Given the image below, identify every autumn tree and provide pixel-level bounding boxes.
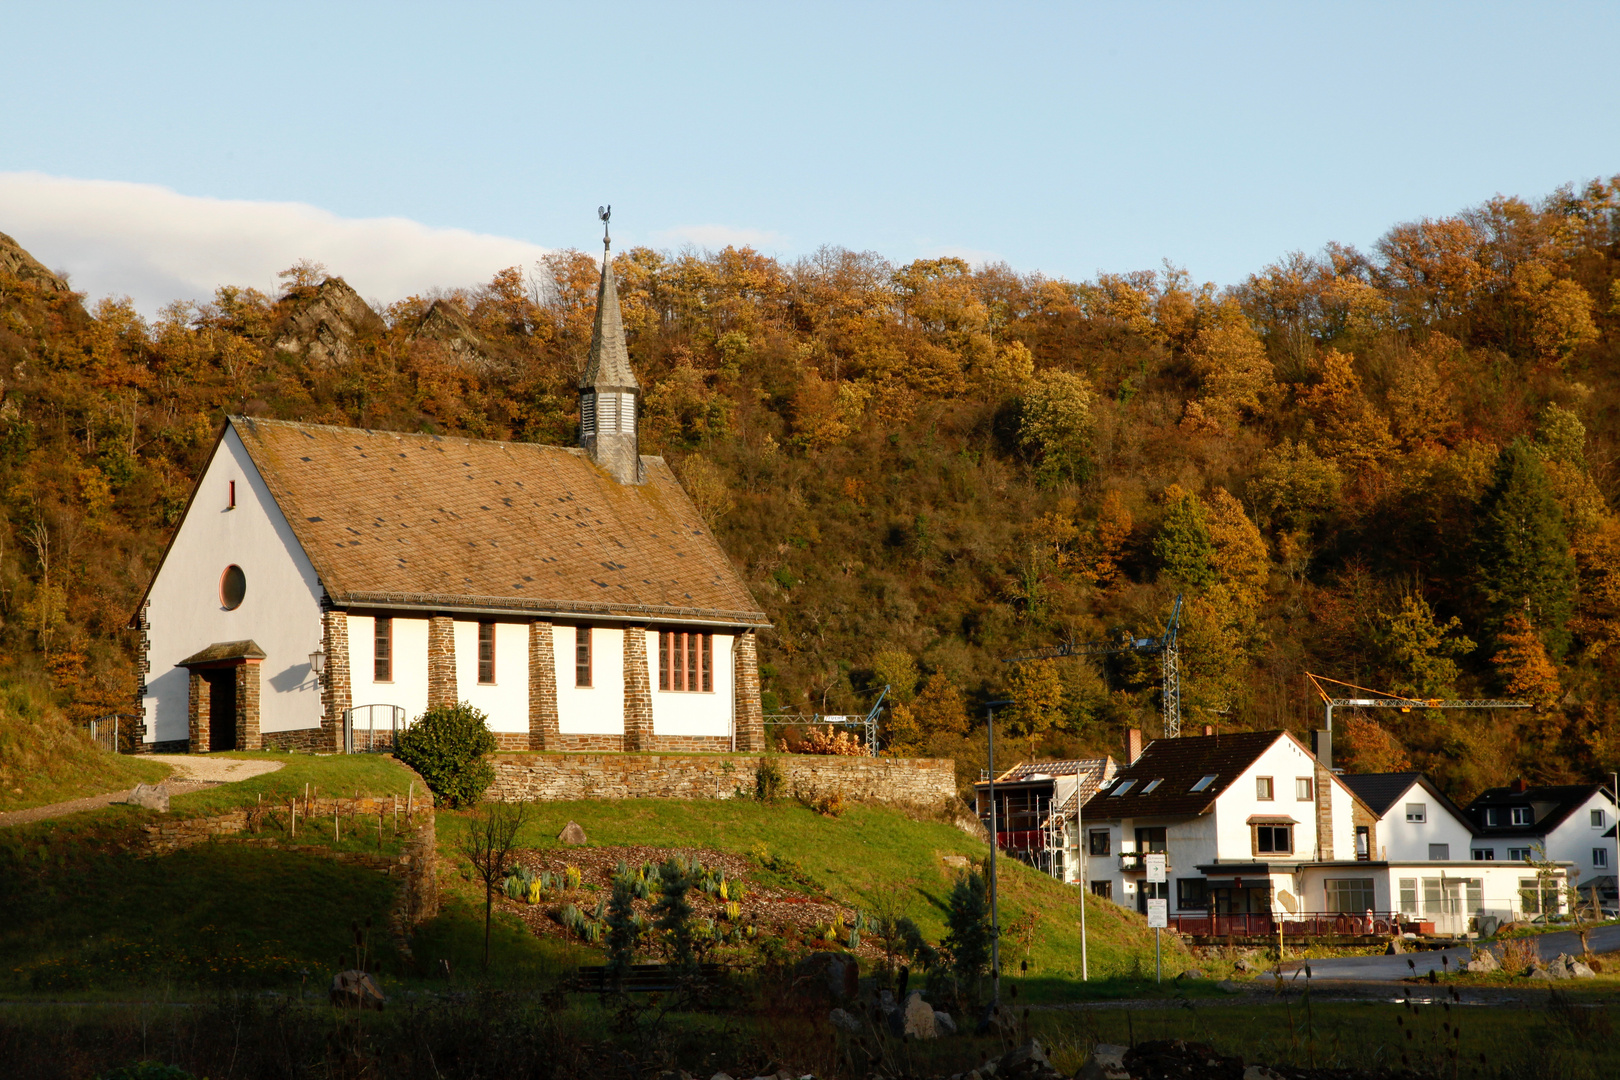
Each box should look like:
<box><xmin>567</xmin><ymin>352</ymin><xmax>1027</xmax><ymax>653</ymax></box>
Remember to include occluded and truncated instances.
<box><xmin>1372</xmin><ymin>592</ymin><xmax>1475</xmax><ymax>699</ymax></box>
<box><xmin>1006</xmin><ymin>659</ymin><xmax>1063</xmax><ymax>756</ymax></box>
<box><xmin>1492</xmin><ymin>612</ymin><xmax>1562</xmax><ymax>706</ymax></box>
<box><xmin>1184</xmin><ymin>307</ymin><xmax>1275</xmax><ymax>428</ymax></box>
<box><xmin>1019</xmin><ymin>371</ymin><xmax>1096</xmax><ymax>486</ymax></box>
<box><xmin>1089</xmin><ymin>489</ymin><xmax>1133</xmax><ymax>588</ymax></box>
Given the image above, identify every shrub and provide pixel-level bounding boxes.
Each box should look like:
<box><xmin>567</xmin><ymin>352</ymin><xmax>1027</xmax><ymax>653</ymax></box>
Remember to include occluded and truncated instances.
<box><xmin>943</xmin><ymin>871</ymin><xmax>992</xmax><ymax>1001</ymax></box>
<box><xmin>394</xmin><ymin>702</ymin><xmax>497</xmax><ymax>808</ymax></box>
<box><xmin>755</xmin><ymin>758</ymin><xmax>785</xmax><ymax>801</ymax></box>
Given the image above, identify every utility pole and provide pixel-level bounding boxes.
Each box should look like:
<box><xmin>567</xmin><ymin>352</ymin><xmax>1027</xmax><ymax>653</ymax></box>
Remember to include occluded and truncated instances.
<box><xmin>1077</xmin><ymin>770</ymin><xmax>1089</xmax><ymax>981</ymax></box>
<box><xmin>985</xmin><ymin>699</ymin><xmax>1011</xmax><ymax>1006</ymax></box>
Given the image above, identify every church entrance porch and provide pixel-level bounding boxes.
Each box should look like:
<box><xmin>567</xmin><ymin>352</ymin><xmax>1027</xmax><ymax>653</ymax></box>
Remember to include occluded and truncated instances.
<box><xmin>179</xmin><ymin>640</ymin><xmax>265</xmax><ymax>753</ymax></box>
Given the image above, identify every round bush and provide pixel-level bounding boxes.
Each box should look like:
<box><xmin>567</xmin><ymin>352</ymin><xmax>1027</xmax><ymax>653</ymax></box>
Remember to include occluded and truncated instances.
<box><xmin>394</xmin><ymin>702</ymin><xmax>497</xmax><ymax>808</ymax></box>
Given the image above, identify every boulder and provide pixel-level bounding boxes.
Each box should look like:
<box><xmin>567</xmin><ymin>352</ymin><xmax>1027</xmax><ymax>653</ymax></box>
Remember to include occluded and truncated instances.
<box><xmin>1570</xmin><ymin>959</ymin><xmax>1597</xmax><ymax>978</ymax></box>
<box><xmin>828</xmin><ymin>1007</ymin><xmax>862</xmax><ymax>1034</ymax></box>
<box><xmin>0</xmin><ymin>231</ymin><xmax>72</xmax><ymax>294</ymax></box>
<box><xmin>1527</xmin><ymin>964</ymin><xmax>1565</xmax><ymax>980</ymax></box>
<box><xmin>329</xmin><ymin>969</ymin><xmax>386</xmax><ymax>1010</ymax></box>
<box><xmin>1234</xmin><ymin>957</ymin><xmax>1255</xmax><ymax>971</ymax></box>
<box><xmin>976</xmin><ymin>1000</ymin><xmax>1018</xmax><ymax>1037</ymax></box>
<box><xmin>933</xmin><ymin>1010</ymin><xmax>957</xmax><ymax>1035</ymax></box>
<box><xmin>1385</xmin><ymin>939</ymin><xmax>1405</xmax><ymax>955</ymax></box>
<box><xmin>1077</xmin><ymin>1044</ymin><xmax>1129</xmax><ymax>1080</ymax></box>
<box><xmin>1464</xmin><ymin>949</ymin><xmax>1499</xmax><ymax>974</ymax></box>
<box><xmin>995</xmin><ymin>1039</ymin><xmax>1050</xmax><ymax>1076</ymax></box>
<box><xmin>1244</xmin><ymin>1067</ymin><xmax>1288</xmax><ymax>1080</ymax></box>
<box><xmin>1178</xmin><ymin>968</ymin><xmax>1206</xmax><ymax>980</ymax></box>
<box><xmin>557</xmin><ymin>821</ymin><xmax>588</xmax><ymax>845</ymax></box>
<box><xmin>793</xmin><ymin>951</ymin><xmax>854</xmax><ymax>1001</ymax></box>
<box><xmin>410</xmin><ymin>299</ymin><xmax>489</xmax><ymax>369</ymax></box>
<box><xmin>902</xmin><ymin>991</ymin><xmax>937</xmax><ymax>1039</ymax></box>
<box><xmin>124</xmin><ymin>783</ymin><xmax>169</xmax><ymax>812</ymax></box>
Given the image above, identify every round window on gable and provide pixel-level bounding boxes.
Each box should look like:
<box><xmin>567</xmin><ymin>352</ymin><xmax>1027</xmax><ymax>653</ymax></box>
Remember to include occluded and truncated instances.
<box><xmin>220</xmin><ymin>565</ymin><xmax>246</xmax><ymax>610</ymax></box>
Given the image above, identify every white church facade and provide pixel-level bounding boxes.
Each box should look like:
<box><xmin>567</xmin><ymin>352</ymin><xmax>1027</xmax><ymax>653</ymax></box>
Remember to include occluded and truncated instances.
<box><xmin>130</xmin><ymin>232</ymin><xmax>769</xmax><ymax>754</ymax></box>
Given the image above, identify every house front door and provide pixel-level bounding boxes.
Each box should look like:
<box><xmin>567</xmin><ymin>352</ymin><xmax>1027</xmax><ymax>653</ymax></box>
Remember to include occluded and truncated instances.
<box><xmin>207</xmin><ymin>670</ymin><xmax>237</xmax><ymax>752</ymax></box>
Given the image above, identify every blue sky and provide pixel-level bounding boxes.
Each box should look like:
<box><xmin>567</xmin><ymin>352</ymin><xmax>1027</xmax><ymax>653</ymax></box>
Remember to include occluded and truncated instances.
<box><xmin>4</xmin><ymin>1</ymin><xmax>1618</xmax><ymax>311</ymax></box>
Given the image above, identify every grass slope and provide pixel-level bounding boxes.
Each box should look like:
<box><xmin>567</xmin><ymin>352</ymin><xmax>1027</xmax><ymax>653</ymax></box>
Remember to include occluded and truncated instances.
<box><xmin>0</xmin><ymin>679</ymin><xmax>169</xmax><ymax>813</ymax></box>
<box><xmin>438</xmin><ymin>797</ymin><xmax>1190</xmax><ymax>985</ymax></box>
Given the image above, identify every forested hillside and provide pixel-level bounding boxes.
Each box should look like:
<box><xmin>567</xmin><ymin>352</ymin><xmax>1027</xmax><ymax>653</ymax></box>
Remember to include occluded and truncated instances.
<box><xmin>4</xmin><ymin>178</ymin><xmax>1620</xmax><ymax>802</ymax></box>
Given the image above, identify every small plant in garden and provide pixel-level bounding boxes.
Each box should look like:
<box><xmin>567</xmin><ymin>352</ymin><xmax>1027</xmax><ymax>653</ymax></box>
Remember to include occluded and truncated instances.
<box><xmin>393</xmin><ymin>701</ymin><xmax>497</xmax><ymax>808</ymax></box>
<box><xmin>564</xmin><ymin>865</ymin><xmax>583</xmax><ymax>890</ymax></box>
<box><xmin>605</xmin><ymin>872</ymin><xmax>642</xmax><ymax>989</ymax></box>
<box><xmin>559</xmin><ymin>903</ymin><xmax>585</xmax><ymax>935</ymax></box>
<box><xmin>755</xmin><ymin>758</ymin><xmax>785</xmax><ymax>802</ymax></box>
<box><xmin>725</xmin><ymin>901</ymin><xmax>741</xmax><ymax>922</ymax></box>
<box><xmin>540</xmin><ymin>870</ymin><xmax>554</xmax><ymax>891</ymax></box>
<box><xmin>653</xmin><ymin>858</ymin><xmax>697</xmax><ymax>974</ymax></box>
<box><xmin>527</xmin><ymin>879</ymin><xmax>542</xmax><ymax>905</ymax></box>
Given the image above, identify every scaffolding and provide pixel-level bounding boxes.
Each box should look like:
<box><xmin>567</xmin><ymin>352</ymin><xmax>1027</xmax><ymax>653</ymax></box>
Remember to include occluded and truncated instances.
<box><xmin>764</xmin><ymin>685</ymin><xmax>889</xmax><ymax>757</ymax></box>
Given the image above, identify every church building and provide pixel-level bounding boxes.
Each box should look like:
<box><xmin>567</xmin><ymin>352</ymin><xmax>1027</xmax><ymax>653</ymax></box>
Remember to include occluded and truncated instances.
<box><xmin>130</xmin><ymin>227</ymin><xmax>769</xmax><ymax>754</ymax></box>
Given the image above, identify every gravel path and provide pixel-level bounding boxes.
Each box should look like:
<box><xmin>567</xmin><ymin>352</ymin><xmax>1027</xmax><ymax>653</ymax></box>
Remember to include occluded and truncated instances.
<box><xmin>0</xmin><ymin>755</ymin><xmax>283</xmax><ymax>828</ymax></box>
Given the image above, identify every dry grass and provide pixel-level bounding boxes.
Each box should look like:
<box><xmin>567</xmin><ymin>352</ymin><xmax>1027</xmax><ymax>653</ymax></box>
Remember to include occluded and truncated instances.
<box><xmin>0</xmin><ymin>677</ymin><xmax>168</xmax><ymax>812</ymax></box>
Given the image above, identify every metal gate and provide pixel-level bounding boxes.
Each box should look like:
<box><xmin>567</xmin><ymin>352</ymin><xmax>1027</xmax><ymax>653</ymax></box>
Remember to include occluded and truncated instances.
<box><xmin>342</xmin><ymin>704</ymin><xmax>408</xmax><ymax>753</ymax></box>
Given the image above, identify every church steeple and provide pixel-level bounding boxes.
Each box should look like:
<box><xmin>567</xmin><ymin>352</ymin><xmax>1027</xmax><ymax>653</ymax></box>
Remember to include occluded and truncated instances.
<box><xmin>579</xmin><ymin>206</ymin><xmax>641</xmax><ymax>484</ymax></box>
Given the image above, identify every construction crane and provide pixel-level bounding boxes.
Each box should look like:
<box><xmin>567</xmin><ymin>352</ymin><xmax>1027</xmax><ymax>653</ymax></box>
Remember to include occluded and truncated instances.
<box><xmin>764</xmin><ymin>685</ymin><xmax>889</xmax><ymax>757</ymax></box>
<box><xmin>1003</xmin><ymin>595</ymin><xmax>1184</xmax><ymax>738</ymax></box>
<box><xmin>1305</xmin><ymin>672</ymin><xmax>1530</xmax><ymax>766</ymax></box>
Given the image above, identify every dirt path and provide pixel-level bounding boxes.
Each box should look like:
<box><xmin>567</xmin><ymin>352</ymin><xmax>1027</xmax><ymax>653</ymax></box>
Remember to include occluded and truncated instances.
<box><xmin>0</xmin><ymin>755</ymin><xmax>283</xmax><ymax>828</ymax></box>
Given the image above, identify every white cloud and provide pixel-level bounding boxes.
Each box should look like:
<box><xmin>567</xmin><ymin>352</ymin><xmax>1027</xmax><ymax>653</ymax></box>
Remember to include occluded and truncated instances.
<box><xmin>650</xmin><ymin>223</ymin><xmax>788</xmax><ymax>250</ymax></box>
<box><xmin>920</xmin><ymin>244</ymin><xmax>1006</xmax><ymax>269</ymax></box>
<box><xmin>0</xmin><ymin>172</ymin><xmax>550</xmax><ymax>316</ymax></box>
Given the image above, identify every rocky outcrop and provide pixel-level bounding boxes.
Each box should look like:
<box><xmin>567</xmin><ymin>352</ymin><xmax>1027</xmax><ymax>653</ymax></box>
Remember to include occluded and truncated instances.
<box><xmin>274</xmin><ymin>277</ymin><xmax>384</xmax><ymax>367</ymax></box>
<box><xmin>410</xmin><ymin>299</ymin><xmax>487</xmax><ymax>367</ymax></box>
<box><xmin>0</xmin><ymin>231</ymin><xmax>72</xmax><ymax>293</ymax></box>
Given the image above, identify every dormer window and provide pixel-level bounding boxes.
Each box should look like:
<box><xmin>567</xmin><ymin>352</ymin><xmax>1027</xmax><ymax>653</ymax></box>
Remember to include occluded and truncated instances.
<box><xmin>1110</xmin><ymin>780</ymin><xmax>1135</xmax><ymax>797</ymax></box>
<box><xmin>1141</xmin><ymin>779</ymin><xmax>1163</xmax><ymax>794</ymax></box>
<box><xmin>1485</xmin><ymin>808</ymin><xmax>1501</xmax><ymax>827</ymax></box>
<box><xmin>1510</xmin><ymin>806</ymin><xmax>1532</xmax><ymax>826</ymax></box>
<box><xmin>1190</xmin><ymin>774</ymin><xmax>1217</xmax><ymax>793</ymax></box>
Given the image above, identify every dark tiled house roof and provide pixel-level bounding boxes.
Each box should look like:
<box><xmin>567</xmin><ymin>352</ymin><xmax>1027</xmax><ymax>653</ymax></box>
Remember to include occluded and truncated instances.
<box><xmin>205</xmin><ymin>417</ymin><xmax>767</xmax><ymax>626</ymax></box>
<box><xmin>1341</xmin><ymin>772</ymin><xmax>1474</xmax><ymax>830</ymax></box>
<box><xmin>1081</xmin><ymin>730</ymin><xmax>1284</xmax><ymax>819</ymax></box>
<box><xmin>1465</xmin><ymin>783</ymin><xmax>1614</xmax><ymax>839</ymax></box>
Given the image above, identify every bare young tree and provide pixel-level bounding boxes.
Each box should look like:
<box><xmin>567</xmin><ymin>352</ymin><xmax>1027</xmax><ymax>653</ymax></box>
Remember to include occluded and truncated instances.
<box><xmin>456</xmin><ymin>799</ymin><xmax>531</xmax><ymax>969</ymax></box>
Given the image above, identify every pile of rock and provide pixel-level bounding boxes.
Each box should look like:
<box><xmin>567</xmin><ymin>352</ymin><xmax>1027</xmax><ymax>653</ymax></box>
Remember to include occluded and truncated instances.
<box><xmin>1527</xmin><ymin>952</ymin><xmax>1597</xmax><ymax>980</ymax></box>
<box><xmin>828</xmin><ymin>987</ymin><xmax>955</xmax><ymax>1039</ymax></box>
<box><xmin>944</xmin><ymin>1039</ymin><xmax>1061</xmax><ymax>1080</ymax></box>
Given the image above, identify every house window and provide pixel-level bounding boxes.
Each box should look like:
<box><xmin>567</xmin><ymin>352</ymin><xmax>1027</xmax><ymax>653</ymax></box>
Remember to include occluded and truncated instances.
<box><xmin>1134</xmin><ymin>827</ymin><xmax>1167</xmax><ymax>855</ymax></box>
<box><xmin>1510</xmin><ymin>807</ymin><xmax>1532</xmax><ymax>826</ymax></box>
<box><xmin>374</xmin><ymin>617</ymin><xmax>392</xmax><ymax>682</ymax></box>
<box><xmin>1296</xmin><ymin>777</ymin><xmax>1313</xmax><ymax>801</ymax></box>
<box><xmin>1089</xmin><ymin>830</ymin><xmax>1111</xmax><ymax>856</ymax></box>
<box><xmin>1324</xmin><ymin>878</ymin><xmax>1375</xmax><ymax>914</ymax></box>
<box><xmin>1406</xmin><ymin>803</ymin><xmax>1427</xmax><ymax>823</ymax></box>
<box><xmin>1596</xmin><ymin>848</ymin><xmax>1610</xmax><ymax>869</ymax></box>
<box><xmin>1472</xmin><ymin>848</ymin><xmax>1494</xmax><ymax>861</ymax></box>
<box><xmin>1520</xmin><ymin>878</ymin><xmax>1548</xmax><ymax>915</ymax></box>
<box><xmin>1190</xmin><ymin>774</ymin><xmax>1217</xmax><ymax>792</ymax></box>
<box><xmin>1429</xmin><ymin>843</ymin><xmax>1450</xmax><ymax>861</ymax></box>
<box><xmin>1141</xmin><ymin>779</ymin><xmax>1163</xmax><ymax>794</ymax></box>
<box><xmin>575</xmin><ymin>627</ymin><xmax>592</xmax><ymax>687</ymax></box>
<box><xmin>1256</xmin><ymin>776</ymin><xmax>1274</xmax><ymax>801</ymax></box>
<box><xmin>477</xmin><ymin>622</ymin><xmax>495</xmax><ymax>684</ymax></box>
<box><xmin>1090</xmin><ymin>881</ymin><xmax>1112</xmax><ymax>900</ymax></box>
<box><xmin>1255</xmin><ymin>824</ymin><xmax>1293</xmax><ymax>855</ymax></box>
<box><xmin>1593</xmin><ymin>809</ymin><xmax>1607</xmax><ymax>829</ymax></box>
<box><xmin>228</xmin><ymin>480</ymin><xmax>236</xmax><ymax>509</ymax></box>
<box><xmin>1399</xmin><ymin>878</ymin><xmax>1418</xmax><ymax>915</ymax></box>
<box><xmin>1176</xmin><ymin>878</ymin><xmax>1208</xmax><ymax>911</ymax></box>
<box><xmin>659</xmin><ymin>631</ymin><xmax>714</xmax><ymax>692</ymax></box>
<box><xmin>1109</xmin><ymin>780</ymin><xmax>1135</xmax><ymax>797</ymax></box>
<box><xmin>1485</xmin><ymin>807</ymin><xmax>1501</xmax><ymax>826</ymax></box>
<box><xmin>1507</xmin><ymin>847</ymin><xmax>1533</xmax><ymax>861</ymax></box>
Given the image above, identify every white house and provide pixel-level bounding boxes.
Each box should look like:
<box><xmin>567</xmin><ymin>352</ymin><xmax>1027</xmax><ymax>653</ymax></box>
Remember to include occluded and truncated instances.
<box><xmin>1081</xmin><ymin>731</ymin><xmax>1570</xmax><ymax>934</ymax></box>
<box><xmin>1465</xmin><ymin>781</ymin><xmax>1618</xmax><ymax>902</ymax></box>
<box><xmin>130</xmin><ymin>235</ymin><xmax>770</xmax><ymax>755</ymax></box>
<box><xmin>1339</xmin><ymin>772</ymin><xmax>1475</xmax><ymax>863</ymax></box>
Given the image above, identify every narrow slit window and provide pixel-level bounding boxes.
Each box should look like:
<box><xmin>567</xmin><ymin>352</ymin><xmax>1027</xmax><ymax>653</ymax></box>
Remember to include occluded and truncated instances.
<box><xmin>478</xmin><ymin>622</ymin><xmax>495</xmax><ymax>684</ymax></box>
<box><xmin>575</xmin><ymin>626</ymin><xmax>592</xmax><ymax>687</ymax></box>
<box><xmin>659</xmin><ymin>631</ymin><xmax>670</xmax><ymax>691</ymax></box>
<box><xmin>374</xmin><ymin>616</ymin><xmax>392</xmax><ymax>682</ymax></box>
<box><xmin>686</xmin><ymin>631</ymin><xmax>698</xmax><ymax>691</ymax></box>
<box><xmin>228</xmin><ymin>480</ymin><xmax>236</xmax><ymax>509</ymax></box>
<box><xmin>701</xmin><ymin>633</ymin><xmax>713</xmax><ymax>691</ymax></box>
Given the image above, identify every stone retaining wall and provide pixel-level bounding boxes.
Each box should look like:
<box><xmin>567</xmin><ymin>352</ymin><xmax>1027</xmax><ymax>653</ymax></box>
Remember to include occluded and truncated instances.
<box><xmin>487</xmin><ymin>751</ymin><xmax>956</xmax><ymax>807</ymax></box>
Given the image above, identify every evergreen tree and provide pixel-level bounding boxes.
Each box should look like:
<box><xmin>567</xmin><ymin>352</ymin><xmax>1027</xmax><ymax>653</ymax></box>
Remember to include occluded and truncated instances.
<box><xmin>1472</xmin><ymin>440</ymin><xmax>1576</xmax><ymax>656</ymax></box>
<box><xmin>942</xmin><ymin>871</ymin><xmax>992</xmax><ymax>1003</ymax></box>
<box><xmin>604</xmin><ymin>871</ymin><xmax>641</xmax><ymax>989</ymax></box>
<box><xmin>1153</xmin><ymin>488</ymin><xmax>1217</xmax><ymax>588</ymax></box>
<box><xmin>652</xmin><ymin>859</ymin><xmax>696</xmax><ymax>974</ymax></box>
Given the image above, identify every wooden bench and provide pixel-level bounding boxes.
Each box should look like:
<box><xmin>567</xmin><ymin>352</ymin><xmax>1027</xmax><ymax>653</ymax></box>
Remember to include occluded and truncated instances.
<box><xmin>571</xmin><ymin>962</ymin><xmax>730</xmax><ymax>994</ymax></box>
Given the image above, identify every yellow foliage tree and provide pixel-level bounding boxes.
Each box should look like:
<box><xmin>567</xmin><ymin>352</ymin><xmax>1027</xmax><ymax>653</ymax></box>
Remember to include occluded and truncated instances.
<box><xmin>1202</xmin><ymin>487</ymin><xmax>1270</xmax><ymax>609</ymax></box>
<box><xmin>1089</xmin><ymin>489</ymin><xmax>1133</xmax><ymax>588</ymax></box>
<box><xmin>1510</xmin><ymin>261</ymin><xmax>1598</xmax><ymax>368</ymax></box>
<box><xmin>1006</xmin><ymin>659</ymin><xmax>1063</xmax><ymax>757</ymax></box>
<box><xmin>1185</xmin><ymin>315</ymin><xmax>1275</xmax><ymax>427</ymax></box>
<box><xmin>1336</xmin><ymin>715</ymin><xmax>1412</xmax><ymax>774</ymax></box>
<box><xmin>912</xmin><ymin>673</ymin><xmax>970</xmax><ymax>737</ymax></box>
<box><xmin>1493</xmin><ymin>612</ymin><xmax>1562</xmax><ymax>706</ymax></box>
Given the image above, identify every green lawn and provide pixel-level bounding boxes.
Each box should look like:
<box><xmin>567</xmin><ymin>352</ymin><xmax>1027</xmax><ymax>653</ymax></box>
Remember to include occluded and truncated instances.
<box><xmin>167</xmin><ymin>750</ymin><xmax>425</xmax><ymax>816</ymax></box>
<box><xmin>0</xmin><ymin>746</ymin><xmax>171</xmax><ymax>815</ymax></box>
<box><xmin>0</xmin><ymin>842</ymin><xmax>399</xmax><ymax>993</ymax></box>
<box><xmin>436</xmin><ymin>797</ymin><xmax>1193</xmax><ymax>986</ymax></box>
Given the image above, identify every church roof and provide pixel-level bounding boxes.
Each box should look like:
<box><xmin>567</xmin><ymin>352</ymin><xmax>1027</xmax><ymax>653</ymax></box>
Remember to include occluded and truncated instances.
<box><xmin>580</xmin><ymin>254</ymin><xmax>638</xmax><ymax>392</ymax></box>
<box><xmin>224</xmin><ymin>417</ymin><xmax>767</xmax><ymax>626</ymax></box>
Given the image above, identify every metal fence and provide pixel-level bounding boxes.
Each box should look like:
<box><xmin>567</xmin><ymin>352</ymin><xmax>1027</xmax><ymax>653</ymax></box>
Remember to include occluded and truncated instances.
<box><xmin>342</xmin><ymin>704</ymin><xmax>408</xmax><ymax>754</ymax></box>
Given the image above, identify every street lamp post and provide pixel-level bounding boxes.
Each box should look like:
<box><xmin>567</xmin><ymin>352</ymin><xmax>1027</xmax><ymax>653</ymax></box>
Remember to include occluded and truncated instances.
<box><xmin>985</xmin><ymin>699</ymin><xmax>1011</xmax><ymax>1007</ymax></box>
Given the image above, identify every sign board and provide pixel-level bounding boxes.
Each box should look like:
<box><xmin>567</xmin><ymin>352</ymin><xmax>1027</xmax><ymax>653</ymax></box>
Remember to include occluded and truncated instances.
<box><xmin>1146</xmin><ymin>898</ymin><xmax>1168</xmax><ymax>928</ymax></box>
<box><xmin>1145</xmin><ymin>853</ymin><xmax>1166</xmax><ymax>883</ymax></box>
